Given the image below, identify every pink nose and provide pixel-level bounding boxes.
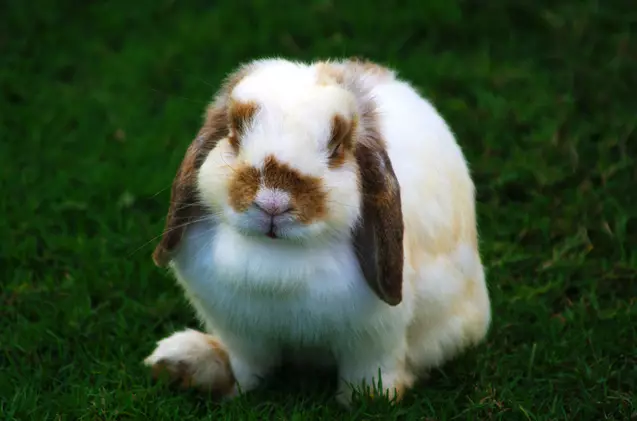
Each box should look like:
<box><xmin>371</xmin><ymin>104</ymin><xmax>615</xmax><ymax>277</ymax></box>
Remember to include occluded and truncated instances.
<box><xmin>253</xmin><ymin>189</ymin><xmax>292</xmax><ymax>216</ymax></box>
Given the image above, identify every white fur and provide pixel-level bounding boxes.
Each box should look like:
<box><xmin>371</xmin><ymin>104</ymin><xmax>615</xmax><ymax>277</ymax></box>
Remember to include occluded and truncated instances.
<box><xmin>143</xmin><ymin>329</ymin><xmax>232</xmax><ymax>391</ymax></box>
<box><xmin>146</xmin><ymin>58</ymin><xmax>491</xmax><ymax>405</ymax></box>
<box><xmin>232</xmin><ymin>60</ymin><xmax>358</xmax><ymax>178</ymax></box>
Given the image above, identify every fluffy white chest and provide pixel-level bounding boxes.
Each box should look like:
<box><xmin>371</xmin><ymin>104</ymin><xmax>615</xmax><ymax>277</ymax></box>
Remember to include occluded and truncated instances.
<box><xmin>170</xmin><ymin>221</ymin><xmax>395</xmax><ymax>347</ymax></box>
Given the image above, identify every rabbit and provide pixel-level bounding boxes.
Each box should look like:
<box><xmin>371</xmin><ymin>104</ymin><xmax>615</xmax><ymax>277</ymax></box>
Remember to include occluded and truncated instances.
<box><xmin>143</xmin><ymin>57</ymin><xmax>492</xmax><ymax>406</ymax></box>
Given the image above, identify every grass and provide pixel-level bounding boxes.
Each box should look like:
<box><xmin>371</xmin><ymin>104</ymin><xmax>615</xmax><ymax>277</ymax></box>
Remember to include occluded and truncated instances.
<box><xmin>1</xmin><ymin>0</ymin><xmax>636</xmax><ymax>419</ymax></box>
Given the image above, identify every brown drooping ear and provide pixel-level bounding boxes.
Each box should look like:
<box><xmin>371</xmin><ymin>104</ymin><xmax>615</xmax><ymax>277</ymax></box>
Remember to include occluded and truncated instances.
<box><xmin>151</xmin><ymin>62</ymin><xmax>258</xmax><ymax>267</ymax></box>
<box><xmin>151</xmin><ymin>104</ymin><xmax>229</xmax><ymax>267</ymax></box>
<box><xmin>352</xmin><ymin>141</ymin><xmax>405</xmax><ymax>306</ymax></box>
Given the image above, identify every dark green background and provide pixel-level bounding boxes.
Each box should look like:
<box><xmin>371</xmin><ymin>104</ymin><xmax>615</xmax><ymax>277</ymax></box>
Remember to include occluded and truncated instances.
<box><xmin>2</xmin><ymin>0</ymin><xmax>635</xmax><ymax>419</ymax></box>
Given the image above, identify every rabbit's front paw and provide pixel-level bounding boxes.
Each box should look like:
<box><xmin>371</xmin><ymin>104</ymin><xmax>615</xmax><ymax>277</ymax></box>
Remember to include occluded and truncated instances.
<box><xmin>336</xmin><ymin>354</ymin><xmax>414</xmax><ymax>407</ymax></box>
<box><xmin>144</xmin><ymin>329</ymin><xmax>235</xmax><ymax>396</ymax></box>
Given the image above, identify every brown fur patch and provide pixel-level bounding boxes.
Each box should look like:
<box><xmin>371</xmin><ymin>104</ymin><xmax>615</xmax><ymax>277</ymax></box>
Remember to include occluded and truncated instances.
<box><xmin>227</xmin><ymin>155</ymin><xmax>327</xmax><ymax>224</ymax></box>
<box><xmin>262</xmin><ymin>155</ymin><xmax>327</xmax><ymax>223</ymax></box>
<box><xmin>328</xmin><ymin>114</ymin><xmax>356</xmax><ymax>168</ymax></box>
<box><xmin>227</xmin><ymin>164</ymin><xmax>260</xmax><ymax>212</ymax></box>
<box><xmin>204</xmin><ymin>336</ymin><xmax>235</xmax><ymax>396</ymax></box>
<box><xmin>228</xmin><ymin>100</ymin><xmax>259</xmax><ymax>152</ymax></box>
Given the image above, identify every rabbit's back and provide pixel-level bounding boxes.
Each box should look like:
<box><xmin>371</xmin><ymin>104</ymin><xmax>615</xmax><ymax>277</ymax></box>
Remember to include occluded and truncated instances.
<box><xmin>371</xmin><ymin>75</ymin><xmax>492</xmax><ymax>370</ymax></box>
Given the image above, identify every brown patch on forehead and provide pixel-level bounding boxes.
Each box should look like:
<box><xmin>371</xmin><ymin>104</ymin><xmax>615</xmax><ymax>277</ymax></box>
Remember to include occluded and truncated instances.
<box><xmin>228</xmin><ymin>100</ymin><xmax>259</xmax><ymax>152</ymax></box>
<box><xmin>229</xmin><ymin>101</ymin><xmax>258</xmax><ymax>134</ymax></box>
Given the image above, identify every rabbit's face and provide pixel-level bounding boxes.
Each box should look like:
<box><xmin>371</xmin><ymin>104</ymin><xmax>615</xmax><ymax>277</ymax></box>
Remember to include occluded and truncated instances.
<box><xmin>153</xmin><ymin>57</ymin><xmax>405</xmax><ymax>306</ymax></box>
<box><xmin>197</xmin><ymin>67</ymin><xmax>362</xmax><ymax>244</ymax></box>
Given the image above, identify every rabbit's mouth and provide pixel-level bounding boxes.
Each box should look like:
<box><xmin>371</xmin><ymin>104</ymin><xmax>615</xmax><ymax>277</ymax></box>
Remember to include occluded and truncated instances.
<box><xmin>266</xmin><ymin>228</ymin><xmax>278</xmax><ymax>239</ymax></box>
<box><xmin>227</xmin><ymin>202</ymin><xmax>323</xmax><ymax>243</ymax></box>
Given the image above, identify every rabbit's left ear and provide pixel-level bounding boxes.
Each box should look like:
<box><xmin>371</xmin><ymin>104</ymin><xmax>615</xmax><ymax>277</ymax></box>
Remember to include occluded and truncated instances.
<box><xmin>352</xmin><ymin>139</ymin><xmax>405</xmax><ymax>306</ymax></box>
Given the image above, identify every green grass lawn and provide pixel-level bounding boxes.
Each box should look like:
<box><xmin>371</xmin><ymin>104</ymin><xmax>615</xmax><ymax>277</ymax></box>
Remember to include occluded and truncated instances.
<box><xmin>2</xmin><ymin>0</ymin><xmax>636</xmax><ymax>419</ymax></box>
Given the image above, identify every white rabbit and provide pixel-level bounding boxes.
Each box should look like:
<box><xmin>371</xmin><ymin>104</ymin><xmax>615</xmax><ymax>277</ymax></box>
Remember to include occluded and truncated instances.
<box><xmin>143</xmin><ymin>57</ymin><xmax>491</xmax><ymax>406</ymax></box>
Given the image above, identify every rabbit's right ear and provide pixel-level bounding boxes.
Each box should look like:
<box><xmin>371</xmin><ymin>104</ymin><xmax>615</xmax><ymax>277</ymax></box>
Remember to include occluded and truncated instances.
<box><xmin>151</xmin><ymin>104</ymin><xmax>229</xmax><ymax>267</ymax></box>
<box><xmin>152</xmin><ymin>64</ymin><xmax>255</xmax><ymax>267</ymax></box>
